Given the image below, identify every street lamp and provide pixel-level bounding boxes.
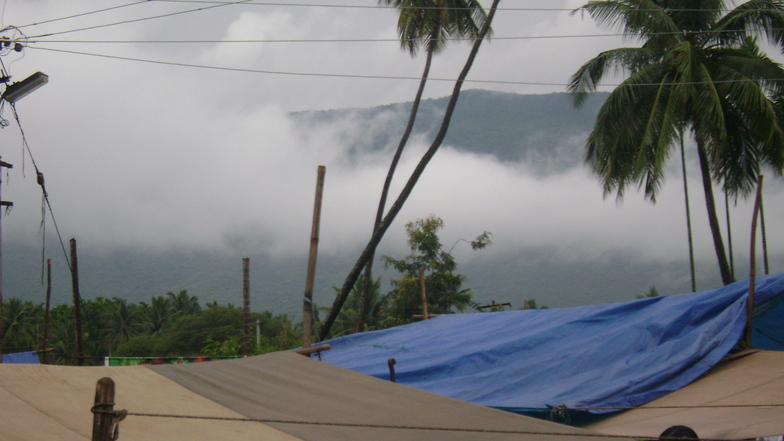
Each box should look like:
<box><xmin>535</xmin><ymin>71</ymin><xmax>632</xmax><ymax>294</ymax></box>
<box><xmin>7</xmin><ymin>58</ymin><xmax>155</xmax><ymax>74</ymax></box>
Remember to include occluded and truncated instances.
<box><xmin>2</xmin><ymin>71</ymin><xmax>48</xmax><ymax>104</ymax></box>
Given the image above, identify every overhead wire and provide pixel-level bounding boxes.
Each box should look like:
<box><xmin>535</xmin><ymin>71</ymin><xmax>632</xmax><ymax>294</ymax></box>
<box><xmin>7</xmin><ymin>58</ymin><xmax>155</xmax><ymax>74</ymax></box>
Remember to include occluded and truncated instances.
<box><xmin>29</xmin><ymin>45</ymin><xmax>784</xmax><ymax>89</ymax></box>
<box><xmin>24</xmin><ymin>0</ymin><xmax>257</xmax><ymax>38</ymax></box>
<box><xmin>18</xmin><ymin>1</ymin><xmax>150</xmax><ymax>29</ymax></box>
<box><xmin>9</xmin><ymin>105</ymin><xmax>72</xmax><ymax>274</ymax></box>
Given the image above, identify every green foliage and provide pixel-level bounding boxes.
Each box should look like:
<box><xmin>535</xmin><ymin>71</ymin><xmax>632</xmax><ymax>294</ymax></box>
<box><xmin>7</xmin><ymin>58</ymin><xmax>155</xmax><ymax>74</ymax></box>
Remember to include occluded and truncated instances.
<box><xmin>569</xmin><ymin>0</ymin><xmax>784</xmax><ymax>285</ymax></box>
<box><xmin>319</xmin><ymin>275</ymin><xmax>395</xmax><ymax>339</ymax></box>
<box><xmin>636</xmin><ymin>287</ymin><xmax>660</xmax><ymax>299</ymax></box>
<box><xmin>382</xmin><ymin>215</ymin><xmax>490</xmax><ymax>324</ymax></box>
<box><xmin>1</xmin><ymin>291</ymin><xmax>300</xmax><ymax>364</ymax></box>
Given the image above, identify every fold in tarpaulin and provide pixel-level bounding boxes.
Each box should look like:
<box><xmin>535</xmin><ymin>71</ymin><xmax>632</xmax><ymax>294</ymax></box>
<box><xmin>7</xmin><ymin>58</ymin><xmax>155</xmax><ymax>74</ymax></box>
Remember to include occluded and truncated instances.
<box><xmin>320</xmin><ymin>273</ymin><xmax>784</xmax><ymax>416</ymax></box>
<box><xmin>1</xmin><ymin>351</ymin><xmax>39</xmax><ymax>364</ymax></box>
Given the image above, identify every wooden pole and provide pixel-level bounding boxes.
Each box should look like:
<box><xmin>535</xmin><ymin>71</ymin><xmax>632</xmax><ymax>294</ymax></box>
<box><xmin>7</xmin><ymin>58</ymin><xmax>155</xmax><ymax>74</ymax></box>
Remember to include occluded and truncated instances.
<box><xmin>302</xmin><ymin>165</ymin><xmax>325</xmax><ymax>348</ymax></box>
<box><xmin>419</xmin><ymin>267</ymin><xmax>428</xmax><ymax>320</ymax></box>
<box><xmin>744</xmin><ymin>175</ymin><xmax>764</xmax><ymax>348</ymax></box>
<box><xmin>92</xmin><ymin>377</ymin><xmax>116</xmax><ymax>441</ymax></box>
<box><xmin>243</xmin><ymin>257</ymin><xmax>250</xmax><ymax>357</ymax></box>
<box><xmin>760</xmin><ymin>196</ymin><xmax>769</xmax><ymax>275</ymax></box>
<box><xmin>388</xmin><ymin>358</ymin><xmax>397</xmax><ymax>382</ymax></box>
<box><xmin>0</xmin><ymin>160</ymin><xmax>9</xmax><ymax>364</ymax></box>
<box><xmin>70</xmin><ymin>239</ymin><xmax>85</xmax><ymax>366</ymax></box>
<box><xmin>256</xmin><ymin>319</ymin><xmax>261</xmax><ymax>346</ymax></box>
<box><xmin>42</xmin><ymin>259</ymin><xmax>52</xmax><ymax>364</ymax></box>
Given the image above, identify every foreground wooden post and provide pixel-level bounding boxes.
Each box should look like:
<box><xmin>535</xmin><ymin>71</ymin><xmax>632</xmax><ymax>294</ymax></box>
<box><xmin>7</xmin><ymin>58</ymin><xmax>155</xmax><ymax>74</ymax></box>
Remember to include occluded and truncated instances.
<box><xmin>302</xmin><ymin>165</ymin><xmax>325</xmax><ymax>348</ymax></box>
<box><xmin>744</xmin><ymin>175</ymin><xmax>764</xmax><ymax>348</ymax></box>
<box><xmin>92</xmin><ymin>377</ymin><xmax>116</xmax><ymax>441</ymax></box>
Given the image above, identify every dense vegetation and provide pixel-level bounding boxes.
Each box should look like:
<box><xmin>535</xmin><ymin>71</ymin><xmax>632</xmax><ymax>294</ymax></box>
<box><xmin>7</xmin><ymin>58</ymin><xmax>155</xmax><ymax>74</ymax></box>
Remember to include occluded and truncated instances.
<box><xmin>0</xmin><ymin>290</ymin><xmax>300</xmax><ymax>365</ymax></box>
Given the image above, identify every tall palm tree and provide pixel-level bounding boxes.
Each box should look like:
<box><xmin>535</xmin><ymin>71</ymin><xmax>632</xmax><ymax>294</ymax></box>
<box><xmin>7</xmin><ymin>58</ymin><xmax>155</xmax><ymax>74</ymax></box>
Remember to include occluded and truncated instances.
<box><xmin>569</xmin><ymin>0</ymin><xmax>784</xmax><ymax>286</ymax></box>
<box><xmin>360</xmin><ymin>0</ymin><xmax>490</xmax><ymax>330</ymax></box>
<box><xmin>320</xmin><ymin>0</ymin><xmax>501</xmax><ymax>340</ymax></box>
<box><xmin>167</xmin><ymin>290</ymin><xmax>201</xmax><ymax>317</ymax></box>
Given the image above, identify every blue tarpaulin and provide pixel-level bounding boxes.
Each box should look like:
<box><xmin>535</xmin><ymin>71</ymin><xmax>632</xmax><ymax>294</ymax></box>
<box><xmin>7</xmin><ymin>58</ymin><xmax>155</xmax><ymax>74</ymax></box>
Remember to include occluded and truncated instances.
<box><xmin>1</xmin><ymin>351</ymin><xmax>40</xmax><ymax>364</ymax></box>
<box><xmin>321</xmin><ymin>273</ymin><xmax>784</xmax><ymax>415</ymax></box>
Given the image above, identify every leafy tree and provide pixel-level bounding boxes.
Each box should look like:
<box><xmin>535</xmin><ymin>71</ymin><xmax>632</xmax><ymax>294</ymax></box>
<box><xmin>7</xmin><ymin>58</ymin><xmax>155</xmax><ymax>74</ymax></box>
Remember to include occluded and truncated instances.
<box><xmin>569</xmin><ymin>0</ymin><xmax>784</xmax><ymax>286</ymax></box>
<box><xmin>361</xmin><ymin>0</ymin><xmax>491</xmax><ymax>330</ymax></box>
<box><xmin>1</xmin><ymin>298</ymin><xmax>43</xmax><ymax>353</ymax></box>
<box><xmin>167</xmin><ymin>289</ymin><xmax>201</xmax><ymax>317</ymax></box>
<box><xmin>320</xmin><ymin>0</ymin><xmax>501</xmax><ymax>340</ymax></box>
<box><xmin>382</xmin><ymin>215</ymin><xmax>490</xmax><ymax>324</ymax></box>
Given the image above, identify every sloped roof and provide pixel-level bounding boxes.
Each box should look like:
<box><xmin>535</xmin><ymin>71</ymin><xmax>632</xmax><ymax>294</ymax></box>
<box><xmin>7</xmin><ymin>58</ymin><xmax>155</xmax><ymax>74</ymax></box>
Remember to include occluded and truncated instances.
<box><xmin>586</xmin><ymin>350</ymin><xmax>784</xmax><ymax>439</ymax></box>
<box><xmin>320</xmin><ymin>273</ymin><xmax>784</xmax><ymax>416</ymax></box>
<box><xmin>0</xmin><ymin>350</ymin><xmax>619</xmax><ymax>441</ymax></box>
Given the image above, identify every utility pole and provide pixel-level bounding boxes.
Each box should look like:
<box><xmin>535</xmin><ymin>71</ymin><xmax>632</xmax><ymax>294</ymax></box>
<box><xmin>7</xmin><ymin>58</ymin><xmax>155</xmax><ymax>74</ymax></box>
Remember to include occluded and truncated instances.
<box><xmin>0</xmin><ymin>158</ymin><xmax>12</xmax><ymax>363</ymax></box>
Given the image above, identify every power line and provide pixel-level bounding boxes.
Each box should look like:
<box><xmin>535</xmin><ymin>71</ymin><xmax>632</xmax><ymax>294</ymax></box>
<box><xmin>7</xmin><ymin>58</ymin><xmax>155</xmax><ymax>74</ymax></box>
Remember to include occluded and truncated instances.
<box><xmin>25</xmin><ymin>0</ymin><xmax>258</xmax><ymax>38</ymax></box>
<box><xmin>29</xmin><ymin>45</ymin><xmax>784</xmax><ymax>90</ymax></box>
<box><xmin>30</xmin><ymin>45</ymin><xmax>572</xmax><ymax>86</ymax></box>
<box><xmin>9</xmin><ymin>105</ymin><xmax>72</xmax><ymax>273</ymax></box>
<box><xmin>18</xmin><ymin>1</ymin><xmax>150</xmax><ymax>29</ymax></box>
<box><xmin>122</xmin><ymin>410</ymin><xmax>764</xmax><ymax>441</ymax></box>
<box><xmin>25</xmin><ymin>33</ymin><xmax>629</xmax><ymax>44</ymax></box>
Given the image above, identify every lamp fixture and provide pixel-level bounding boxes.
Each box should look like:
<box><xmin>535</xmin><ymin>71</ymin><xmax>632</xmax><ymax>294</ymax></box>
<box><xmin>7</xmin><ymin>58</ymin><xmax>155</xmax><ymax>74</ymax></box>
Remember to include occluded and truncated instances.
<box><xmin>2</xmin><ymin>71</ymin><xmax>48</xmax><ymax>104</ymax></box>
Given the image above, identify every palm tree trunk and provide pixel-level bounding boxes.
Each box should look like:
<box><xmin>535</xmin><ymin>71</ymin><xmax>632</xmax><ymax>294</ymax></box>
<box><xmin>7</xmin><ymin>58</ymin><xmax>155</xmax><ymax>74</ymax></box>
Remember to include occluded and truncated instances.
<box><xmin>360</xmin><ymin>50</ymin><xmax>434</xmax><ymax>332</ymax></box>
<box><xmin>696</xmin><ymin>142</ymin><xmax>734</xmax><ymax>285</ymax></box>
<box><xmin>680</xmin><ymin>134</ymin><xmax>696</xmax><ymax>292</ymax></box>
<box><xmin>319</xmin><ymin>0</ymin><xmax>501</xmax><ymax>341</ymax></box>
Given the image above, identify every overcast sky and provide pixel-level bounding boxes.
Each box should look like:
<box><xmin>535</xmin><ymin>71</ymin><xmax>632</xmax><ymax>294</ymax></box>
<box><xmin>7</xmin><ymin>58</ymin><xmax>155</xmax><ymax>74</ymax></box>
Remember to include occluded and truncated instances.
<box><xmin>0</xmin><ymin>0</ymin><xmax>782</xmax><ymax>294</ymax></box>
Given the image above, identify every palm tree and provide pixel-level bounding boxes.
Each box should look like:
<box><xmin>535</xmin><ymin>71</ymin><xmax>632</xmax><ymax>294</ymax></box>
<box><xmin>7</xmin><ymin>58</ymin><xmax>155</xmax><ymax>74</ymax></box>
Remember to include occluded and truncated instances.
<box><xmin>144</xmin><ymin>295</ymin><xmax>173</xmax><ymax>334</ymax></box>
<box><xmin>2</xmin><ymin>299</ymin><xmax>44</xmax><ymax>352</ymax></box>
<box><xmin>569</xmin><ymin>0</ymin><xmax>784</xmax><ymax>286</ymax></box>
<box><xmin>319</xmin><ymin>0</ymin><xmax>501</xmax><ymax>340</ymax></box>
<box><xmin>167</xmin><ymin>290</ymin><xmax>201</xmax><ymax>317</ymax></box>
<box><xmin>360</xmin><ymin>0</ymin><xmax>490</xmax><ymax>330</ymax></box>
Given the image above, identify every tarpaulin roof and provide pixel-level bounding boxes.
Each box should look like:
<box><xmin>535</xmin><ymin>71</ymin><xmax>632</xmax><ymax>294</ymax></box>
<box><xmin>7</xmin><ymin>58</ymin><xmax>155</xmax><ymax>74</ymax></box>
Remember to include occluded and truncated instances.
<box><xmin>0</xmin><ymin>350</ymin><xmax>621</xmax><ymax>441</ymax></box>
<box><xmin>586</xmin><ymin>350</ymin><xmax>784</xmax><ymax>439</ymax></box>
<box><xmin>320</xmin><ymin>273</ymin><xmax>784</xmax><ymax>416</ymax></box>
<box><xmin>1</xmin><ymin>350</ymin><xmax>39</xmax><ymax>364</ymax></box>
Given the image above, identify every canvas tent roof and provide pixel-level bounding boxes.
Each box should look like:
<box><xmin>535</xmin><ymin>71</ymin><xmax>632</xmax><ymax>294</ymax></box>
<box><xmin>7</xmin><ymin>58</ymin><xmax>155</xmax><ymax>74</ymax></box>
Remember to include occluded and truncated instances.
<box><xmin>586</xmin><ymin>350</ymin><xmax>784</xmax><ymax>440</ymax></box>
<box><xmin>320</xmin><ymin>273</ymin><xmax>784</xmax><ymax>418</ymax></box>
<box><xmin>0</xmin><ymin>350</ymin><xmax>621</xmax><ymax>441</ymax></box>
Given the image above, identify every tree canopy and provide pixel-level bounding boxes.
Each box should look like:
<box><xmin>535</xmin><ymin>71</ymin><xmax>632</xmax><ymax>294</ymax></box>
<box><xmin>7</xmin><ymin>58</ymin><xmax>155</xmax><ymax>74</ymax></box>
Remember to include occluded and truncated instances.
<box><xmin>569</xmin><ymin>0</ymin><xmax>784</xmax><ymax>284</ymax></box>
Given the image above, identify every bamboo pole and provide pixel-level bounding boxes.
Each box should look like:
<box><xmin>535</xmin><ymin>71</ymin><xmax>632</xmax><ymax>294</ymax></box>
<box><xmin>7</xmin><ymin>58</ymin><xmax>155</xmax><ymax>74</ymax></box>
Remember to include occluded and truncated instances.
<box><xmin>744</xmin><ymin>175</ymin><xmax>764</xmax><ymax>348</ymax></box>
<box><xmin>294</xmin><ymin>343</ymin><xmax>330</xmax><ymax>356</ymax></box>
<box><xmin>302</xmin><ymin>165</ymin><xmax>325</xmax><ymax>348</ymax></box>
<box><xmin>243</xmin><ymin>257</ymin><xmax>250</xmax><ymax>357</ymax></box>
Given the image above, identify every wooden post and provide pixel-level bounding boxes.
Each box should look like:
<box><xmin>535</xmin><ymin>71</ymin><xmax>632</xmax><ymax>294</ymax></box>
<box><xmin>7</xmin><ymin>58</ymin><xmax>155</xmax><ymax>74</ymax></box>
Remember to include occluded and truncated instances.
<box><xmin>419</xmin><ymin>267</ymin><xmax>428</xmax><ymax>320</ymax></box>
<box><xmin>243</xmin><ymin>257</ymin><xmax>250</xmax><ymax>357</ymax></box>
<box><xmin>256</xmin><ymin>319</ymin><xmax>261</xmax><ymax>345</ymax></box>
<box><xmin>744</xmin><ymin>175</ymin><xmax>764</xmax><ymax>348</ymax></box>
<box><xmin>0</xmin><ymin>159</ymin><xmax>11</xmax><ymax>364</ymax></box>
<box><xmin>70</xmin><ymin>239</ymin><xmax>85</xmax><ymax>366</ymax></box>
<box><xmin>92</xmin><ymin>377</ymin><xmax>115</xmax><ymax>441</ymax></box>
<box><xmin>302</xmin><ymin>165</ymin><xmax>325</xmax><ymax>348</ymax></box>
<box><xmin>388</xmin><ymin>358</ymin><xmax>397</xmax><ymax>382</ymax></box>
<box><xmin>42</xmin><ymin>259</ymin><xmax>52</xmax><ymax>364</ymax></box>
